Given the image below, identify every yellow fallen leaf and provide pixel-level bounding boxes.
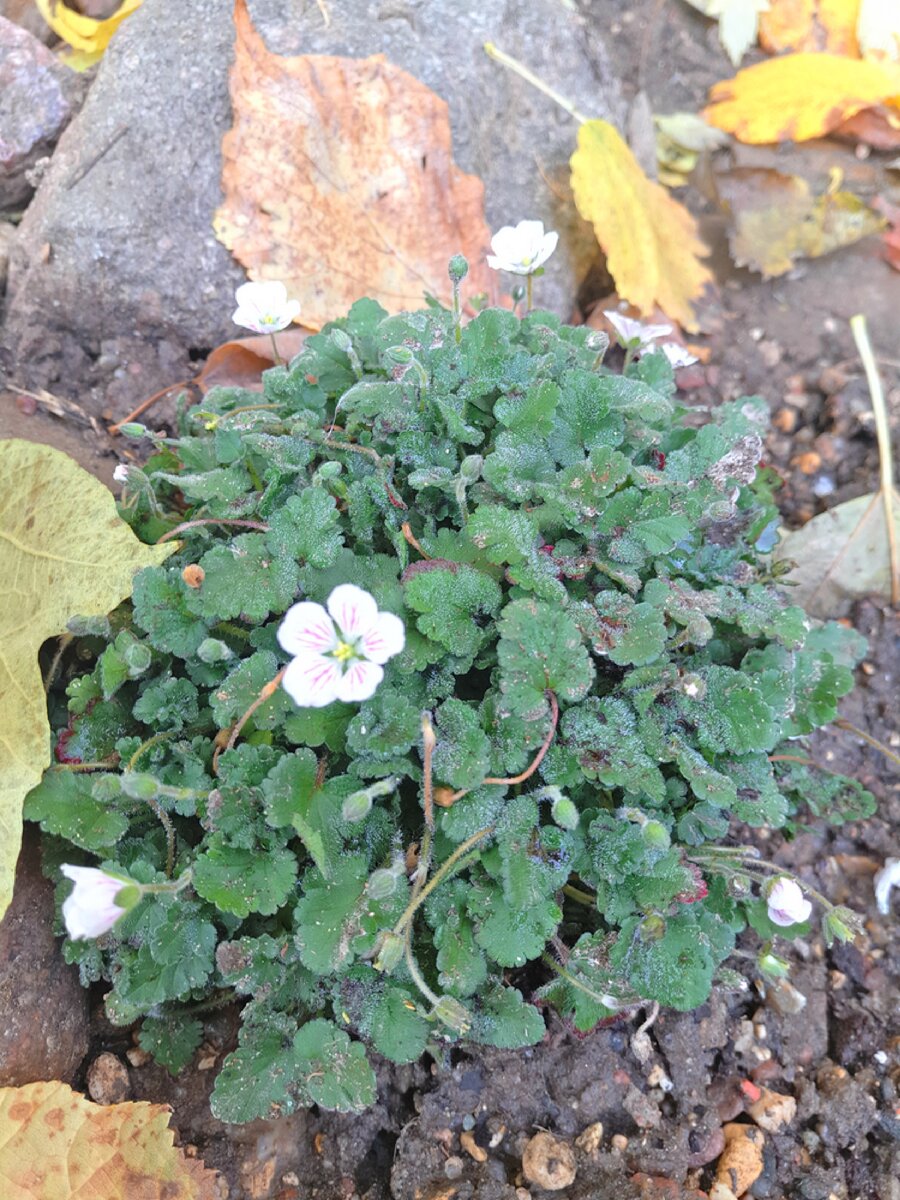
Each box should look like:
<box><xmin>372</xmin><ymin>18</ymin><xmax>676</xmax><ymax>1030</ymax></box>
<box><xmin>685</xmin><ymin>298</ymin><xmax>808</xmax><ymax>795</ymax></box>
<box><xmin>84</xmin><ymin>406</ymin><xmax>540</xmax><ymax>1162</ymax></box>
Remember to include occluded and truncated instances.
<box><xmin>570</xmin><ymin>119</ymin><xmax>713</xmax><ymax>331</ymax></box>
<box><xmin>214</xmin><ymin>0</ymin><xmax>498</xmax><ymax>330</ymax></box>
<box><xmin>705</xmin><ymin>52</ymin><xmax>900</xmax><ymax>142</ymax></box>
<box><xmin>0</xmin><ymin>1080</ymin><xmax>221</xmax><ymax>1199</ymax></box>
<box><xmin>715</xmin><ymin>165</ymin><xmax>885</xmax><ymax>275</ymax></box>
<box><xmin>0</xmin><ymin>440</ymin><xmax>171</xmax><ymax>921</ymax></box>
<box><xmin>35</xmin><ymin>0</ymin><xmax>144</xmax><ymax>70</ymax></box>
<box><xmin>759</xmin><ymin>0</ymin><xmax>860</xmax><ymax>56</ymax></box>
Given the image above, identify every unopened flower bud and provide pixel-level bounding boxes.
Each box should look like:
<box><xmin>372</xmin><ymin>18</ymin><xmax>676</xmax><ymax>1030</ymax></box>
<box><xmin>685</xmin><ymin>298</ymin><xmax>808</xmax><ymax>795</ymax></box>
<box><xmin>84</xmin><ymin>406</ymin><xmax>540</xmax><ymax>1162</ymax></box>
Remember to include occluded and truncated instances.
<box><xmin>367</xmin><ymin>869</ymin><xmax>398</xmax><ymax>901</ymax></box>
<box><xmin>432</xmin><ymin>995</ymin><xmax>472</xmax><ymax>1034</ymax></box>
<box><xmin>374</xmin><ymin>932</ymin><xmax>404</xmax><ymax>974</ymax></box>
<box><xmin>766</xmin><ymin>877</ymin><xmax>812</xmax><ymax>927</ymax></box>
<box><xmin>197</xmin><ymin>637</ymin><xmax>234</xmax><ymax>664</ymax></box>
<box><xmin>342</xmin><ymin>790</ymin><xmax>373</xmax><ymax>823</ymax></box>
<box><xmin>758</xmin><ymin>950</ymin><xmax>791</xmax><ymax>981</ymax></box>
<box><xmin>551</xmin><ymin>796</ymin><xmax>579</xmax><ymax>831</ymax></box>
<box><xmin>821</xmin><ymin>905</ymin><xmax>863</xmax><ymax>946</ymax></box>
<box><xmin>459</xmin><ymin>454</ymin><xmax>483</xmax><ymax>482</ymax></box>
<box><xmin>642</xmin><ymin>821</ymin><xmax>670</xmax><ymax>850</ymax></box>
<box><xmin>384</xmin><ymin>345</ymin><xmax>414</xmax><ymax>365</ymax></box>
<box><xmin>448</xmin><ymin>254</ymin><xmax>469</xmax><ymax>283</ymax></box>
<box><xmin>91</xmin><ymin>774</ymin><xmax>123</xmax><ymax>802</ymax></box>
<box><xmin>314</xmin><ymin>460</ymin><xmax>343</xmax><ymax>480</ymax></box>
<box><xmin>117</xmin><ymin>423</ymin><xmax>148</xmax><ymax>439</ymax></box>
<box><xmin>330</xmin><ymin>328</ymin><xmax>353</xmax><ymax>353</ymax></box>
<box><xmin>121</xmin><ymin>772</ymin><xmax>159</xmax><ymax>801</ymax></box>
<box><xmin>639</xmin><ymin>915</ymin><xmax>666</xmax><ymax>942</ymax></box>
<box><xmin>123</xmin><ymin>641</ymin><xmax>152</xmax><ymax>675</ymax></box>
<box><xmin>61</xmin><ymin>865</ymin><xmax>141</xmax><ymax>940</ymax></box>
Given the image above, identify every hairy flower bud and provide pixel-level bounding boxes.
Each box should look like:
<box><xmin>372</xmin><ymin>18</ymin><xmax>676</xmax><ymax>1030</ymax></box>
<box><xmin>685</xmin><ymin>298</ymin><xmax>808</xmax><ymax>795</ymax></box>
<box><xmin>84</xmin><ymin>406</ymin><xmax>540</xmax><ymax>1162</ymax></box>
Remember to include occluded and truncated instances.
<box><xmin>197</xmin><ymin>637</ymin><xmax>234</xmax><ymax>664</ymax></box>
<box><xmin>374</xmin><ymin>932</ymin><xmax>404</xmax><ymax>974</ymax></box>
<box><xmin>432</xmin><ymin>996</ymin><xmax>472</xmax><ymax>1033</ymax></box>
<box><xmin>121</xmin><ymin>772</ymin><xmax>159</xmax><ymax>801</ymax></box>
<box><xmin>448</xmin><ymin>254</ymin><xmax>469</xmax><ymax>283</ymax></box>
<box><xmin>642</xmin><ymin>821</ymin><xmax>671</xmax><ymax>850</ymax></box>
<box><xmin>367</xmin><ymin>869</ymin><xmax>398</xmax><ymax>900</ymax></box>
<box><xmin>342</xmin><ymin>791</ymin><xmax>373</xmax><ymax>823</ymax></box>
<box><xmin>551</xmin><ymin>796</ymin><xmax>579</xmax><ymax>831</ymax></box>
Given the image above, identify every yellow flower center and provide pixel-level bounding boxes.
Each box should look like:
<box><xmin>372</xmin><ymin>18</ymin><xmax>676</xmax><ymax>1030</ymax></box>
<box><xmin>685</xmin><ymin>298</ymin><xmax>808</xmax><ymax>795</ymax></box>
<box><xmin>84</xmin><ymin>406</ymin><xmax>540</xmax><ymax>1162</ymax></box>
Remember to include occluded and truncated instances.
<box><xmin>333</xmin><ymin>640</ymin><xmax>355</xmax><ymax>663</ymax></box>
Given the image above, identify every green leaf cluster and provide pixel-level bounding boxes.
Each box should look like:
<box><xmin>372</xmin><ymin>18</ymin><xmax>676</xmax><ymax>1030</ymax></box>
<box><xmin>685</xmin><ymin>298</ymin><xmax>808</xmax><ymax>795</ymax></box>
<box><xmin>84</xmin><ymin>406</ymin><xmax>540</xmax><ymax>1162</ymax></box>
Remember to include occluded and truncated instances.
<box><xmin>28</xmin><ymin>288</ymin><xmax>870</xmax><ymax>1121</ymax></box>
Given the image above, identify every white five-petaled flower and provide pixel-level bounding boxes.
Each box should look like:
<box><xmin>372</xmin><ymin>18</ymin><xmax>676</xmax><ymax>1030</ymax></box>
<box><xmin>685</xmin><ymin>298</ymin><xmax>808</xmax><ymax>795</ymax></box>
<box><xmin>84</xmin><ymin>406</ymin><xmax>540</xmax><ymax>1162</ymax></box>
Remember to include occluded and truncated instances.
<box><xmin>486</xmin><ymin>220</ymin><xmax>558</xmax><ymax>276</ymax></box>
<box><xmin>659</xmin><ymin>343</ymin><xmax>699</xmax><ymax>369</ymax></box>
<box><xmin>232</xmin><ymin>281</ymin><xmax>301</xmax><ymax>334</ymax></box>
<box><xmin>766</xmin><ymin>877</ymin><xmax>812</xmax><ymax>928</ymax></box>
<box><xmin>113</xmin><ymin>464</ymin><xmax>129</xmax><ymax>484</ymax></box>
<box><xmin>277</xmin><ymin>584</ymin><xmax>405</xmax><ymax>708</ymax></box>
<box><xmin>61</xmin><ymin>865</ymin><xmax>136</xmax><ymax>940</ymax></box>
<box><xmin>874</xmin><ymin>857</ymin><xmax>900</xmax><ymax>915</ymax></box>
<box><xmin>603</xmin><ymin>310</ymin><xmax>673</xmax><ymax>351</ymax></box>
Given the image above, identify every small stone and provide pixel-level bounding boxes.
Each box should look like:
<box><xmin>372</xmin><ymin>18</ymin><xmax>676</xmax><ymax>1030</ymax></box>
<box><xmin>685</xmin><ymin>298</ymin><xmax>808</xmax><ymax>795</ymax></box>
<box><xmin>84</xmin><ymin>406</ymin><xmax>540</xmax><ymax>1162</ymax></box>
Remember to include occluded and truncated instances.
<box><xmin>574</xmin><ymin>1122</ymin><xmax>604</xmax><ymax>1154</ymax></box>
<box><xmin>126</xmin><ymin>1046</ymin><xmax>151</xmax><ymax>1068</ymax></box>
<box><xmin>687</xmin><ymin>1124</ymin><xmax>725</xmax><ymax>1168</ymax></box>
<box><xmin>791</xmin><ymin>450</ymin><xmax>822</xmax><ymax>475</ymax></box>
<box><xmin>758</xmin><ymin>339</ymin><xmax>782</xmax><ymax>368</ymax></box>
<box><xmin>747</xmin><ymin>1086</ymin><xmax>798</xmax><ymax>1133</ymax></box>
<box><xmin>460</xmin><ymin>1130</ymin><xmax>487</xmax><ymax>1163</ymax></box>
<box><xmin>709</xmin><ymin>1184</ymin><xmax>738</xmax><ymax>1200</ymax></box>
<box><xmin>772</xmin><ymin>407</ymin><xmax>797</xmax><ymax>433</ymax></box>
<box><xmin>282</xmin><ymin>1173</ymin><xmax>300</xmax><ymax>1187</ymax></box>
<box><xmin>521</xmin><ymin>1132</ymin><xmax>577</xmax><ymax>1191</ymax></box>
<box><xmin>443</xmin><ymin>1156</ymin><xmax>464</xmax><ymax>1180</ymax></box>
<box><xmin>611</xmin><ymin>1134</ymin><xmax>629</xmax><ymax>1152</ymax></box>
<box><xmin>646</xmin><ymin>1063</ymin><xmax>673</xmax><ymax>1091</ymax></box>
<box><xmin>715</xmin><ymin>1123</ymin><xmax>765</xmax><ymax>1195</ymax></box>
<box><xmin>86</xmin><ymin>1052</ymin><xmax>131</xmax><ymax>1105</ymax></box>
<box><xmin>764</xmin><ymin>978</ymin><xmax>807</xmax><ymax>1017</ymax></box>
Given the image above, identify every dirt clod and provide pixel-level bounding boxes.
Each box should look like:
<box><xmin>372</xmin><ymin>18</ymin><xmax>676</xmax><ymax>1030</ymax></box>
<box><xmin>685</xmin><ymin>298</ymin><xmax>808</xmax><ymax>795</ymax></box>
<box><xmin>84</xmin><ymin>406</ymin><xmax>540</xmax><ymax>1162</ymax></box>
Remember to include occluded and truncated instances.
<box><xmin>747</xmin><ymin>1086</ymin><xmax>797</xmax><ymax>1133</ymax></box>
<box><xmin>574</xmin><ymin>1121</ymin><xmax>604</xmax><ymax>1155</ymax></box>
<box><xmin>521</xmin><ymin>1132</ymin><xmax>577</xmax><ymax>1191</ymax></box>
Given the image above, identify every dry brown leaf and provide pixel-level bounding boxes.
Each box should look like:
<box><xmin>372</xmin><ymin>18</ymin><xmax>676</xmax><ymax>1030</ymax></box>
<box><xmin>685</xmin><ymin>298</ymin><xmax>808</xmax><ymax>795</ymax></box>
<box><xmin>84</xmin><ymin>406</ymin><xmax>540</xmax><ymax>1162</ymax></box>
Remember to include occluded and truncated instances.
<box><xmin>873</xmin><ymin>195</ymin><xmax>900</xmax><ymax>268</ymax></box>
<box><xmin>714</xmin><ymin>166</ymin><xmax>885</xmax><ymax>276</ymax></box>
<box><xmin>570</xmin><ymin>119</ymin><xmax>713</xmax><ymax>331</ymax></box>
<box><xmin>198</xmin><ymin>329</ymin><xmax>310</xmax><ymax>393</ymax></box>
<box><xmin>0</xmin><ymin>1080</ymin><xmax>222</xmax><ymax>1199</ymax></box>
<box><xmin>214</xmin><ymin>0</ymin><xmax>498</xmax><ymax>329</ymax></box>
<box><xmin>758</xmin><ymin>0</ymin><xmax>861</xmax><ymax>56</ymax></box>
<box><xmin>832</xmin><ymin>105</ymin><xmax>900</xmax><ymax>147</ymax></box>
<box><xmin>704</xmin><ymin>52</ymin><xmax>900</xmax><ymax>143</ymax></box>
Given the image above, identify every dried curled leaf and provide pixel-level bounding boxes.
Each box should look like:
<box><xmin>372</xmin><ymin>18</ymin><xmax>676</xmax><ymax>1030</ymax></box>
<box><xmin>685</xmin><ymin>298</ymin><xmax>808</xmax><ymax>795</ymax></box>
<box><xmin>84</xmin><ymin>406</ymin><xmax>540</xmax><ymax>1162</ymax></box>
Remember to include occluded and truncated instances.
<box><xmin>776</xmin><ymin>490</ymin><xmax>900</xmax><ymax>616</ymax></box>
<box><xmin>704</xmin><ymin>52</ymin><xmax>900</xmax><ymax>142</ymax></box>
<box><xmin>35</xmin><ymin>0</ymin><xmax>144</xmax><ymax>70</ymax></box>
<box><xmin>758</xmin><ymin>0</ymin><xmax>861</xmax><ymax>57</ymax></box>
<box><xmin>570</xmin><ymin>118</ymin><xmax>713</xmax><ymax>331</ymax></box>
<box><xmin>715</xmin><ymin>165</ymin><xmax>884</xmax><ymax>276</ymax></box>
<box><xmin>214</xmin><ymin>0</ymin><xmax>497</xmax><ymax>330</ymax></box>
<box><xmin>0</xmin><ymin>440</ymin><xmax>171</xmax><ymax>920</ymax></box>
<box><xmin>0</xmin><ymin>1080</ymin><xmax>222</xmax><ymax>1199</ymax></box>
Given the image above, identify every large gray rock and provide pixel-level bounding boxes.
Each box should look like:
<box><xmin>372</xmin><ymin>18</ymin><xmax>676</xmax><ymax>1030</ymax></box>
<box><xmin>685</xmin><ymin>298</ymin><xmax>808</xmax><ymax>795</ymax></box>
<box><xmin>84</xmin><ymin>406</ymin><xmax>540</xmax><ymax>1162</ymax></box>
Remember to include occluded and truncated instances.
<box><xmin>3</xmin><ymin>0</ymin><xmax>623</xmax><ymax>415</ymax></box>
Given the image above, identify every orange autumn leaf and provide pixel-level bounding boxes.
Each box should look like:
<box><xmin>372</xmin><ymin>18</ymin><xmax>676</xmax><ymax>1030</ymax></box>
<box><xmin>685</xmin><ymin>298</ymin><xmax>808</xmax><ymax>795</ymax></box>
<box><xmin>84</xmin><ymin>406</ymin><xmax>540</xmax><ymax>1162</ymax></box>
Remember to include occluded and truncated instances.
<box><xmin>214</xmin><ymin>0</ymin><xmax>498</xmax><ymax>330</ymax></box>
<box><xmin>570</xmin><ymin>119</ymin><xmax>712</xmax><ymax>331</ymax></box>
<box><xmin>705</xmin><ymin>52</ymin><xmax>900</xmax><ymax>142</ymax></box>
<box><xmin>0</xmin><ymin>1081</ymin><xmax>222</xmax><ymax>1199</ymax></box>
<box><xmin>758</xmin><ymin>0</ymin><xmax>861</xmax><ymax>57</ymax></box>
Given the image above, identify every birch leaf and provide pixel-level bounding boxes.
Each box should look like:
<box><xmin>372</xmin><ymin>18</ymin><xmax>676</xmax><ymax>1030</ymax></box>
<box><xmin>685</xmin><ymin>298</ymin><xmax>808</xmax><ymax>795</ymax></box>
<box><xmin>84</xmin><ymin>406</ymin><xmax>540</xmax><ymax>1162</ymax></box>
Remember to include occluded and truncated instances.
<box><xmin>0</xmin><ymin>1080</ymin><xmax>221</xmax><ymax>1199</ymax></box>
<box><xmin>570</xmin><ymin>119</ymin><xmax>713</xmax><ymax>330</ymax></box>
<box><xmin>0</xmin><ymin>440</ymin><xmax>171</xmax><ymax>921</ymax></box>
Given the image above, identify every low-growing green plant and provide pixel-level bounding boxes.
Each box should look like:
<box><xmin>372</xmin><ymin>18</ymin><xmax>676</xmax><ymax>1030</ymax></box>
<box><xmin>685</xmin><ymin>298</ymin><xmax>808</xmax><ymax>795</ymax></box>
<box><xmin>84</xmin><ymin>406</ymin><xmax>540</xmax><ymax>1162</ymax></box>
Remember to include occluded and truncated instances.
<box><xmin>29</xmin><ymin>268</ymin><xmax>874</xmax><ymax>1122</ymax></box>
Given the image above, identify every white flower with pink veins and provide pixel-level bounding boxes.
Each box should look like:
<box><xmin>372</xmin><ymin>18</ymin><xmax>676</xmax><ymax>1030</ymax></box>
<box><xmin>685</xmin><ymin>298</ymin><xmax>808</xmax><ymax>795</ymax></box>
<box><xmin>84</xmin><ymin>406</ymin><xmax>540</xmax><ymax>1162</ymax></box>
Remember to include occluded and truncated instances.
<box><xmin>277</xmin><ymin>584</ymin><xmax>405</xmax><ymax>707</ymax></box>
<box><xmin>766</xmin><ymin>877</ymin><xmax>812</xmax><ymax>927</ymax></box>
<box><xmin>61</xmin><ymin>865</ymin><xmax>135</xmax><ymax>940</ymax></box>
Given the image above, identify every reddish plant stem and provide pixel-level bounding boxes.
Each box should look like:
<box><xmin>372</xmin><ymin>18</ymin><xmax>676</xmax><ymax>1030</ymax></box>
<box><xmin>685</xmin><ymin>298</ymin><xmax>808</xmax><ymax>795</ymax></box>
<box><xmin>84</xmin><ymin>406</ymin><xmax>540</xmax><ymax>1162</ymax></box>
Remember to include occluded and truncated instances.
<box><xmin>156</xmin><ymin>518</ymin><xmax>270</xmax><ymax>543</ymax></box>
<box><xmin>449</xmin><ymin>691</ymin><xmax>559</xmax><ymax>802</ymax></box>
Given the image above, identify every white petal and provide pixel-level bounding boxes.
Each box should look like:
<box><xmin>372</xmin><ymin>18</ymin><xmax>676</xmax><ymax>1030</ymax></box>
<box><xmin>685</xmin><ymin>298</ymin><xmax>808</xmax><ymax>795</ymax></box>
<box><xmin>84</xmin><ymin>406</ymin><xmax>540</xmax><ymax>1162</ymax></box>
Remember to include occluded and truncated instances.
<box><xmin>235</xmin><ymin>280</ymin><xmax>288</xmax><ymax>310</ymax></box>
<box><xmin>277</xmin><ymin>602</ymin><xmax>336</xmax><ymax>656</ymax></box>
<box><xmin>874</xmin><ymin>857</ymin><xmax>900</xmax><ymax>915</ymax></box>
<box><xmin>282</xmin><ymin>652</ymin><xmax>341</xmax><ymax>708</ymax></box>
<box><xmin>334</xmin><ymin>660</ymin><xmax>384</xmax><ymax>703</ymax></box>
<box><xmin>766</xmin><ymin>878</ymin><xmax>811</xmax><ymax>926</ymax></box>
<box><xmin>327</xmin><ymin>584</ymin><xmax>379</xmax><ymax>639</ymax></box>
<box><xmin>232</xmin><ymin>306</ymin><xmax>266</xmax><ymax>334</ymax></box>
<box><xmin>360</xmin><ymin>611</ymin><xmax>406</xmax><ymax>664</ymax></box>
<box><xmin>660</xmin><ymin>342</ymin><xmax>699</xmax><ymax>368</ymax></box>
<box><xmin>531</xmin><ymin>230</ymin><xmax>559</xmax><ymax>270</ymax></box>
<box><xmin>61</xmin><ymin>866</ymin><xmax>128</xmax><ymax>940</ymax></box>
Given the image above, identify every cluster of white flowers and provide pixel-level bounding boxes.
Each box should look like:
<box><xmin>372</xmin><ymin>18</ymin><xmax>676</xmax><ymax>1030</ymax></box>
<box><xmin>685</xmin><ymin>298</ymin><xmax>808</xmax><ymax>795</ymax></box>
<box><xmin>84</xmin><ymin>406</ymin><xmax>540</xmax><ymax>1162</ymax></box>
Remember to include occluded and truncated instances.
<box><xmin>603</xmin><ymin>310</ymin><xmax>698</xmax><ymax>368</ymax></box>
